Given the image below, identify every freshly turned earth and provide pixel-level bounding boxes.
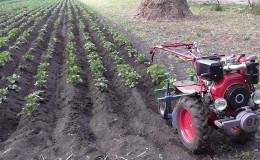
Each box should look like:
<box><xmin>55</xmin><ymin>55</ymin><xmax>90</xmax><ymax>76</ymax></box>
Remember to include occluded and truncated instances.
<box><xmin>0</xmin><ymin>0</ymin><xmax>259</xmax><ymax>159</ymax></box>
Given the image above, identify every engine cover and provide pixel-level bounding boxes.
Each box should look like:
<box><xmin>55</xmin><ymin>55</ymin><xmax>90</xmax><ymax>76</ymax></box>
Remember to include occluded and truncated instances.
<box><xmin>196</xmin><ymin>59</ymin><xmax>223</xmax><ymax>81</ymax></box>
<box><xmin>210</xmin><ymin>73</ymin><xmax>250</xmax><ymax>103</ymax></box>
<box><xmin>224</xmin><ymin>85</ymin><xmax>250</xmax><ymax>108</ymax></box>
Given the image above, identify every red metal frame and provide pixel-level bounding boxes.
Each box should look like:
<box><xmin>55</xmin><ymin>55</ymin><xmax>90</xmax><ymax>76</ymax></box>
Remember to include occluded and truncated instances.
<box><xmin>151</xmin><ymin>42</ymin><xmax>196</xmax><ymax>62</ymax></box>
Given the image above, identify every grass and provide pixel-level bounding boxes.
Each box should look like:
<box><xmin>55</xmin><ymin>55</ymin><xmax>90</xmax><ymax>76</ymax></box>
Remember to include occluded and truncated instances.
<box><xmin>80</xmin><ymin>0</ymin><xmax>260</xmax><ymax>56</ymax></box>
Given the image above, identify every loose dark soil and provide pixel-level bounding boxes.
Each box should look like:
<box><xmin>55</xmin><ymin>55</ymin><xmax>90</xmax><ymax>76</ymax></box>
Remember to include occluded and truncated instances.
<box><xmin>0</xmin><ymin>0</ymin><xmax>259</xmax><ymax>159</ymax></box>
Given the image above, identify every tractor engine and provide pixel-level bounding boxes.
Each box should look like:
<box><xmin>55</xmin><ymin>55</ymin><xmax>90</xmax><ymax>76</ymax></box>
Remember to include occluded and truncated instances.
<box><xmin>150</xmin><ymin>42</ymin><xmax>260</xmax><ymax>152</ymax></box>
<box><xmin>196</xmin><ymin>54</ymin><xmax>259</xmax><ymax>113</ymax></box>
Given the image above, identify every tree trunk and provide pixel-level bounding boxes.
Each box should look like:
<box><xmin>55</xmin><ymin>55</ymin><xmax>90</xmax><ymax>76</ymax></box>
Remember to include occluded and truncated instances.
<box><xmin>135</xmin><ymin>0</ymin><xmax>193</xmax><ymax>21</ymax></box>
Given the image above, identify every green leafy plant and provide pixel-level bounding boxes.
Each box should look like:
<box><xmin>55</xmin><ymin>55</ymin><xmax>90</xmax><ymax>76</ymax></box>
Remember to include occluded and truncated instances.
<box><xmin>0</xmin><ymin>88</ymin><xmax>9</xmax><ymax>104</ymax></box>
<box><xmin>135</xmin><ymin>54</ymin><xmax>146</xmax><ymax>64</ymax></box>
<box><xmin>88</xmin><ymin>55</ymin><xmax>105</xmax><ymax>77</ymax></box>
<box><xmin>2</xmin><ymin>74</ymin><xmax>21</xmax><ymax>84</ymax></box>
<box><xmin>118</xmin><ymin>64</ymin><xmax>140</xmax><ymax>87</ymax></box>
<box><xmin>0</xmin><ymin>51</ymin><xmax>12</xmax><ymax>67</ymax></box>
<box><xmin>147</xmin><ymin>64</ymin><xmax>169</xmax><ymax>86</ymax></box>
<box><xmin>7</xmin><ymin>28</ymin><xmax>20</xmax><ymax>40</ymax></box>
<box><xmin>95</xmin><ymin>77</ymin><xmax>108</xmax><ymax>91</ymax></box>
<box><xmin>104</xmin><ymin>41</ymin><xmax>116</xmax><ymax>52</ymax></box>
<box><xmin>35</xmin><ymin>70</ymin><xmax>47</xmax><ymax>88</ymax></box>
<box><xmin>241</xmin><ymin>151</ymin><xmax>251</xmax><ymax>160</ymax></box>
<box><xmin>83</xmin><ymin>32</ymin><xmax>107</xmax><ymax>91</ymax></box>
<box><xmin>110</xmin><ymin>51</ymin><xmax>124</xmax><ymax>64</ymax></box>
<box><xmin>22</xmin><ymin>54</ymin><xmax>34</xmax><ymax>61</ymax></box>
<box><xmin>0</xmin><ymin>37</ymin><xmax>7</xmax><ymax>47</ymax></box>
<box><xmin>66</xmin><ymin>65</ymin><xmax>82</xmax><ymax>84</ymax></box>
<box><xmin>8</xmin><ymin>84</ymin><xmax>21</xmax><ymax>92</ymax></box>
<box><xmin>19</xmin><ymin>90</ymin><xmax>43</xmax><ymax>116</ymax></box>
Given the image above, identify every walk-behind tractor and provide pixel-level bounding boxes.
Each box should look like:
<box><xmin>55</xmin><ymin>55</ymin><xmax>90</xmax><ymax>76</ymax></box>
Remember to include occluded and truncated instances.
<box><xmin>150</xmin><ymin>42</ymin><xmax>260</xmax><ymax>153</ymax></box>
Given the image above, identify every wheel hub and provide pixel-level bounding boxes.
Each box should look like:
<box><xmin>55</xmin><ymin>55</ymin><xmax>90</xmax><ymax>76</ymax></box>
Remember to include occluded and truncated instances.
<box><xmin>179</xmin><ymin>107</ymin><xmax>194</xmax><ymax>142</ymax></box>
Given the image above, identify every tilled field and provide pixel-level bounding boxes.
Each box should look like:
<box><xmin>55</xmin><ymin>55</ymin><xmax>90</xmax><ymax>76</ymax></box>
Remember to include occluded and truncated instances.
<box><xmin>0</xmin><ymin>0</ymin><xmax>259</xmax><ymax>159</ymax></box>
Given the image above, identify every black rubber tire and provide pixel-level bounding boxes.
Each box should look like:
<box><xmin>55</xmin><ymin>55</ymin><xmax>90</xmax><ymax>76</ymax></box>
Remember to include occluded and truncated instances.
<box><xmin>175</xmin><ymin>96</ymin><xmax>211</xmax><ymax>153</ymax></box>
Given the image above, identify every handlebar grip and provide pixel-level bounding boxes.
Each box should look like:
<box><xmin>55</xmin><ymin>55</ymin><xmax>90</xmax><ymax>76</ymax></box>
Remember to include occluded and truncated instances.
<box><xmin>150</xmin><ymin>50</ymin><xmax>155</xmax><ymax>62</ymax></box>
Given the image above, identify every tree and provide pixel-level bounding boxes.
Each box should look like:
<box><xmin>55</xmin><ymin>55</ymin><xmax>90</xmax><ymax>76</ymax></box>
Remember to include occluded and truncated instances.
<box><xmin>135</xmin><ymin>0</ymin><xmax>193</xmax><ymax>21</ymax></box>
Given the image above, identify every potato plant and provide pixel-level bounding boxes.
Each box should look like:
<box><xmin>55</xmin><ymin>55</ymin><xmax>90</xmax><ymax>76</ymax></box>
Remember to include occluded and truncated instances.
<box><xmin>0</xmin><ymin>51</ymin><xmax>12</xmax><ymax>67</ymax></box>
<box><xmin>0</xmin><ymin>2</ymin><xmax>57</xmax><ymax>47</ymax></box>
<box><xmin>147</xmin><ymin>64</ymin><xmax>169</xmax><ymax>86</ymax></box>
<box><xmin>0</xmin><ymin>73</ymin><xmax>21</xmax><ymax>104</ymax></box>
<box><xmin>0</xmin><ymin>88</ymin><xmax>9</xmax><ymax>104</ymax></box>
<box><xmin>65</xmin><ymin>5</ymin><xmax>82</xmax><ymax>84</ymax></box>
<box><xmin>19</xmin><ymin>90</ymin><xmax>43</xmax><ymax>116</ymax></box>
<box><xmin>19</xmin><ymin>5</ymin><xmax>64</xmax><ymax>117</ymax></box>
<box><xmin>0</xmin><ymin>3</ymin><xmax>59</xmax><ymax>68</ymax></box>
<box><xmin>78</xmin><ymin>5</ymin><xmax>140</xmax><ymax>88</ymax></box>
<box><xmin>84</xmin><ymin>33</ymin><xmax>108</xmax><ymax>91</ymax></box>
<box><xmin>118</xmin><ymin>64</ymin><xmax>140</xmax><ymax>87</ymax></box>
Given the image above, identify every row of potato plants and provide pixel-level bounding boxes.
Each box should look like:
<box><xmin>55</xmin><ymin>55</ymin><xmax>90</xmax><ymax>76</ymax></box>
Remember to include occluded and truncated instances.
<box><xmin>0</xmin><ymin>1</ymin><xmax>62</xmax><ymax>106</ymax></box>
<box><xmin>20</xmin><ymin>4</ymin><xmax>62</xmax><ymax>70</ymax></box>
<box><xmin>0</xmin><ymin>1</ymin><xmax>58</xmax><ymax>48</ymax></box>
<box><xmin>80</xmin><ymin>5</ymin><xmax>170</xmax><ymax>86</ymax></box>
<box><xmin>0</xmin><ymin>0</ymin><xmax>53</xmax><ymax>27</ymax></box>
<box><xmin>76</xmin><ymin>10</ymin><xmax>108</xmax><ymax>91</ymax></box>
<box><xmin>77</xmin><ymin>3</ymin><xmax>140</xmax><ymax>88</ymax></box>
<box><xmin>0</xmin><ymin>2</ymin><xmax>60</xmax><ymax>69</ymax></box>
<box><xmin>19</xmin><ymin>3</ymin><xmax>65</xmax><ymax>116</ymax></box>
<box><xmin>80</xmin><ymin>5</ymin><xmax>147</xmax><ymax>66</ymax></box>
<box><xmin>0</xmin><ymin>1</ymin><xmax>54</xmax><ymax>36</ymax></box>
<box><xmin>0</xmin><ymin>0</ymin><xmax>41</xmax><ymax>23</ymax></box>
<box><xmin>64</xmin><ymin>2</ymin><xmax>82</xmax><ymax>84</ymax></box>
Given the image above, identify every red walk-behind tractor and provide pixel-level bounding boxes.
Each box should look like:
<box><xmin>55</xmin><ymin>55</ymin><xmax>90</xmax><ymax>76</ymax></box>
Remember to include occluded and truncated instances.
<box><xmin>150</xmin><ymin>42</ymin><xmax>260</xmax><ymax>153</ymax></box>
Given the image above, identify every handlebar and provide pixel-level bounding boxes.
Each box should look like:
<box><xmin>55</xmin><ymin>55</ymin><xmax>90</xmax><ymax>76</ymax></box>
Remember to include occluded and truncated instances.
<box><xmin>150</xmin><ymin>42</ymin><xmax>196</xmax><ymax>62</ymax></box>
